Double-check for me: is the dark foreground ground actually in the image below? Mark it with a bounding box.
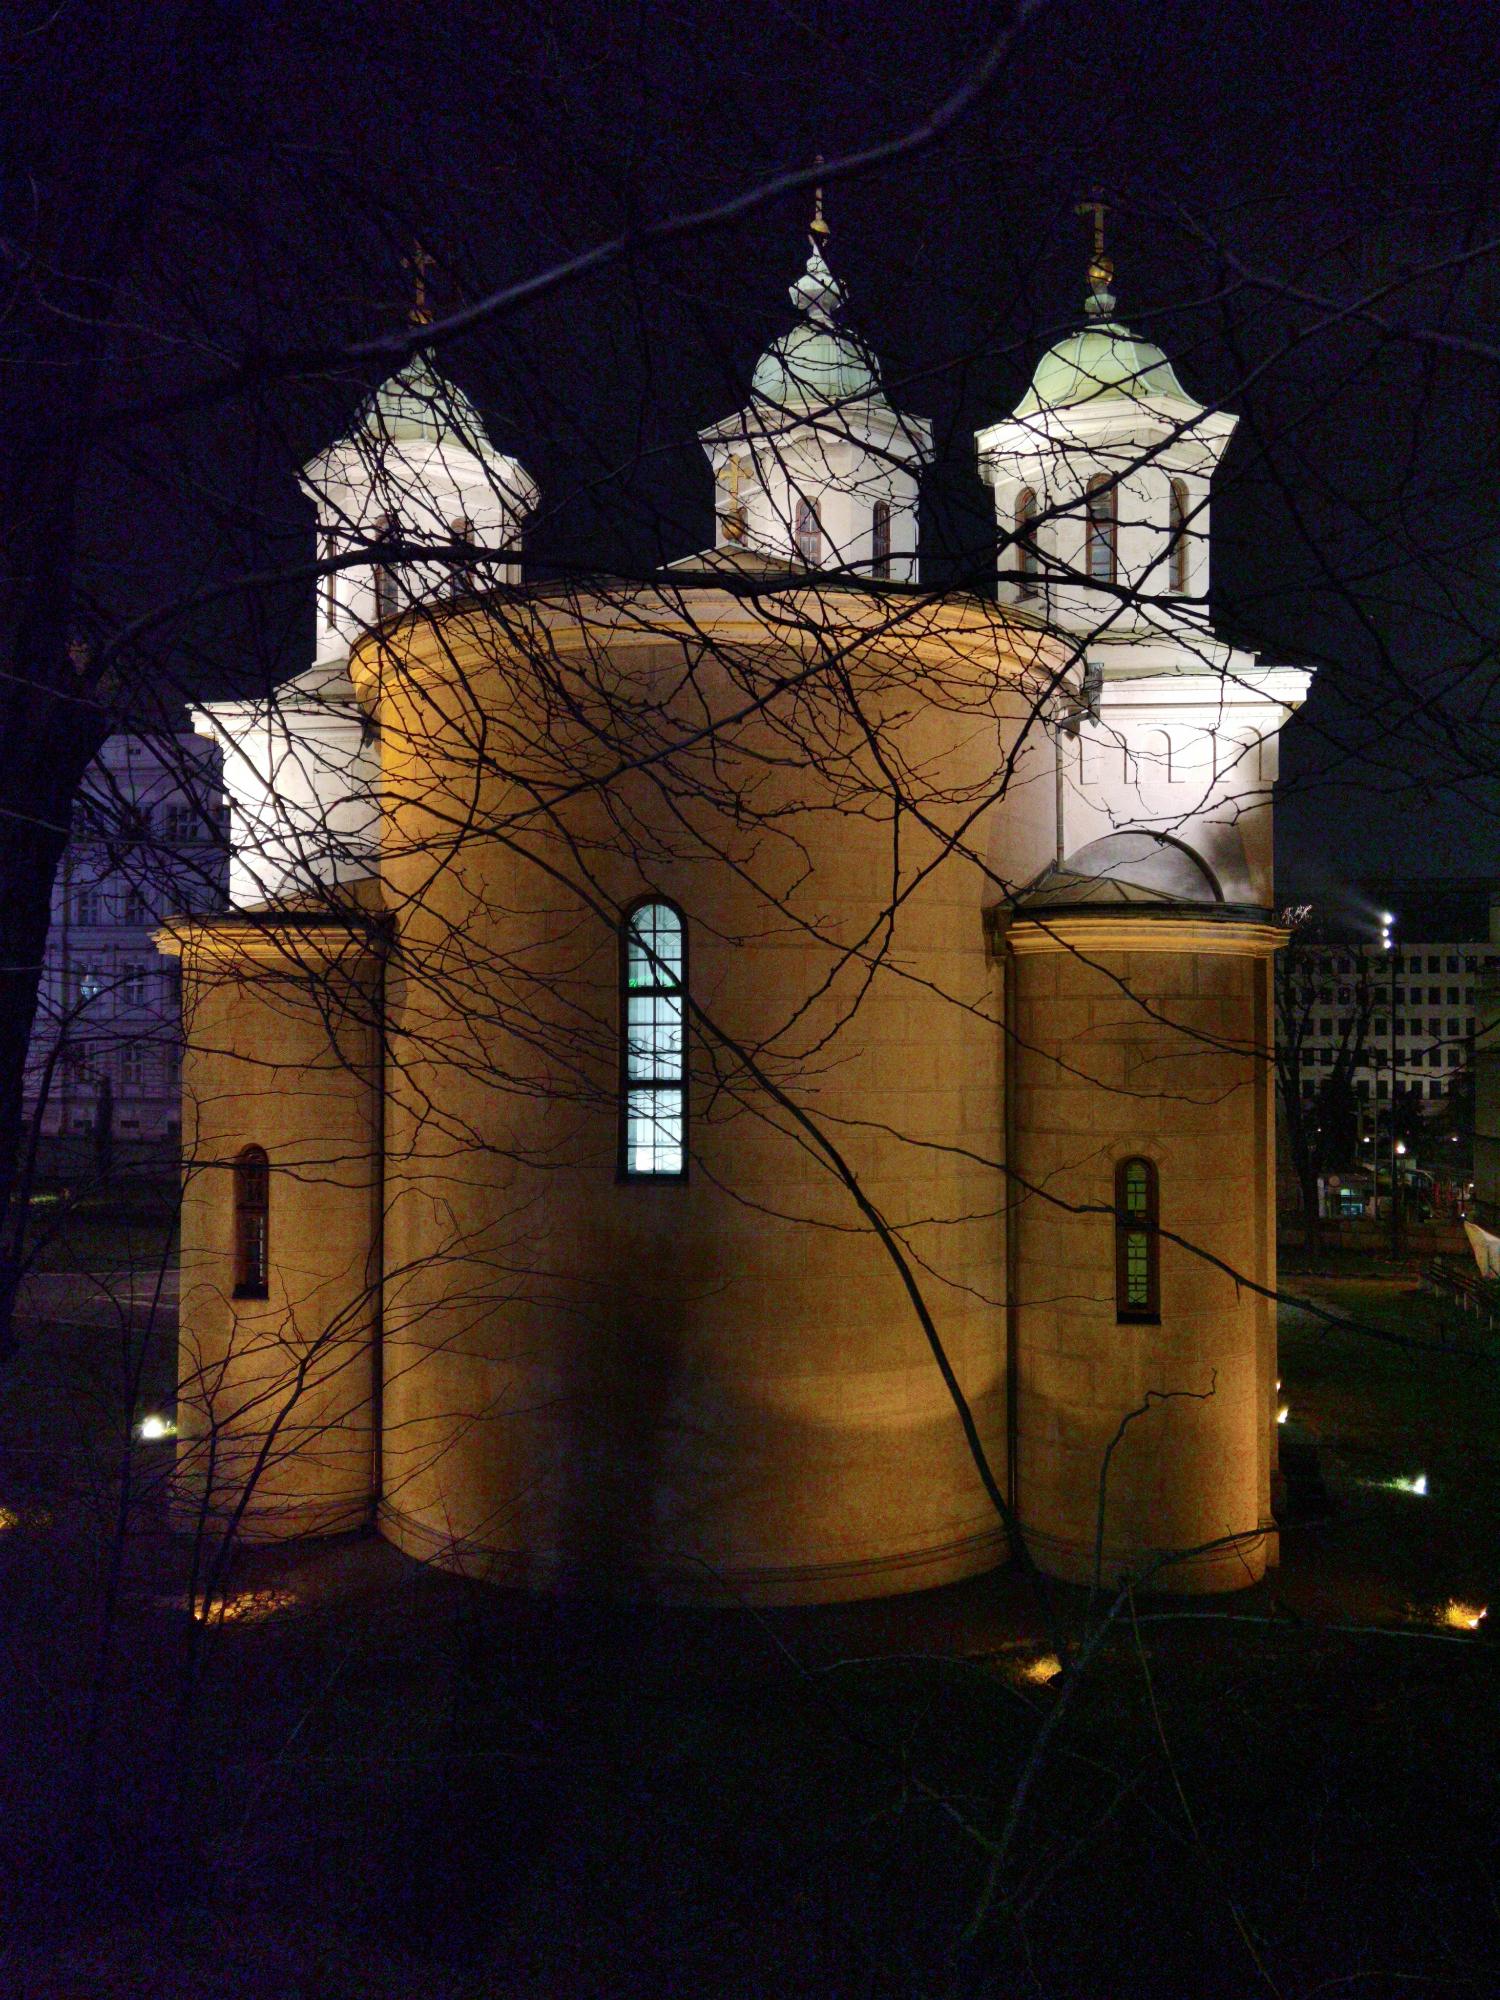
[3,1196,1500,1998]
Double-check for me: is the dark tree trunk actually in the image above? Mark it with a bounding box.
[1298,1159,1322,1262]
[0,725,107,1355]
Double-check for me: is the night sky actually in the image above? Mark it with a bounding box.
[9,0,1498,889]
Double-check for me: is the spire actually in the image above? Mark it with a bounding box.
[1074,191,1116,319]
[699,199,931,578]
[361,246,484,447]
[785,158,844,327]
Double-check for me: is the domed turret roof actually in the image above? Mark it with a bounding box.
[750,242,886,412]
[1014,282,1195,418]
[357,350,492,449]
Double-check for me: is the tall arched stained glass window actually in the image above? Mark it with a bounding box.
[622,901,686,1179]
[449,514,477,597]
[1114,1156,1159,1322]
[319,529,338,627]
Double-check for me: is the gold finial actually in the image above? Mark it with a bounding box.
[810,155,830,241]
[402,240,437,327]
[1074,190,1114,296]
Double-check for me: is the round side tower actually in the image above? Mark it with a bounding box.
[164,906,385,1543]
[1006,902,1281,1592]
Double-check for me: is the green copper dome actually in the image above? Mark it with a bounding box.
[751,320,883,409]
[1014,303,1195,418]
[359,350,491,448]
[750,242,884,412]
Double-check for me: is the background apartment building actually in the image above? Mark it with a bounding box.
[23,733,226,1146]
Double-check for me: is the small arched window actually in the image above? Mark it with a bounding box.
[1168,479,1190,594]
[794,493,823,566]
[622,901,686,1179]
[233,1145,270,1299]
[319,529,338,627]
[1085,476,1116,584]
[871,500,891,580]
[370,513,399,622]
[449,514,477,596]
[1115,1157,1159,1322]
[1015,487,1039,597]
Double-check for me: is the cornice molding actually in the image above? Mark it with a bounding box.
[1007,912,1287,958]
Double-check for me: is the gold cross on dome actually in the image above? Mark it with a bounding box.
[402,240,437,327]
[1075,192,1107,260]
[810,155,830,240]
[1074,191,1113,291]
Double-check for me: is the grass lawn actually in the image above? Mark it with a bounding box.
[1278,1266,1500,1622]
[22,1170,179,1275]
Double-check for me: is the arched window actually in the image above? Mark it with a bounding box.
[370,513,399,622]
[794,493,823,565]
[1014,487,1039,597]
[622,901,686,1179]
[1168,479,1190,594]
[319,529,338,627]
[1115,1157,1159,1322]
[1085,475,1116,585]
[871,500,891,580]
[233,1145,270,1299]
[448,514,477,597]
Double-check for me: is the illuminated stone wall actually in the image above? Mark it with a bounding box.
[352,587,1056,1601]
[166,584,1295,1604]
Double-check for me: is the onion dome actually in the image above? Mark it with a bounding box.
[1014,268,1196,419]
[356,349,493,447]
[749,243,886,412]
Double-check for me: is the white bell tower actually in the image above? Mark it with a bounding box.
[302,346,538,670]
[975,208,1235,648]
[698,194,930,580]
[201,316,538,908]
[975,212,1310,911]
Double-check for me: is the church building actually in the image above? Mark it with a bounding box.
[163,214,1310,1601]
